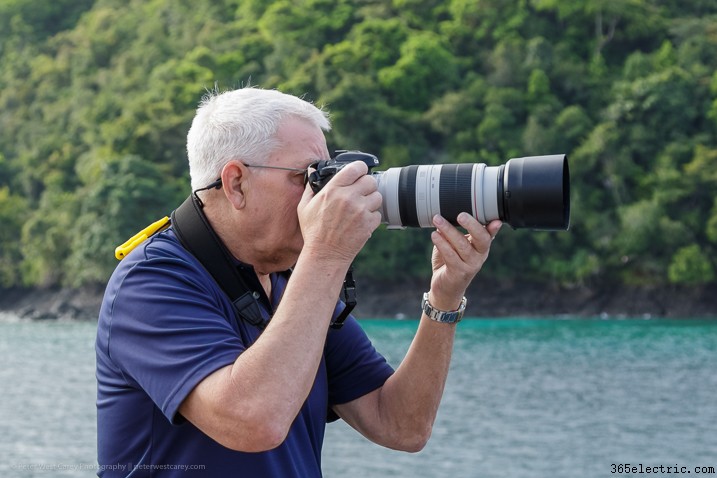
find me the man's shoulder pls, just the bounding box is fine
[129,227,188,260]
[112,228,197,276]
[97,226,233,344]
[101,227,218,311]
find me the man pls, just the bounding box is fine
[96,87,501,476]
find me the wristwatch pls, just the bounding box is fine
[421,292,467,324]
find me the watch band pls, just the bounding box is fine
[421,292,467,323]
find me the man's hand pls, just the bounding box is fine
[428,213,502,310]
[297,161,382,265]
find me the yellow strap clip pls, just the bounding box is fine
[114,216,170,260]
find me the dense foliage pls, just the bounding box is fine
[1,0,716,289]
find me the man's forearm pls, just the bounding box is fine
[229,249,349,427]
[375,314,457,451]
[180,249,351,452]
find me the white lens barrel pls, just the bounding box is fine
[476,164,500,224]
[414,165,443,227]
[376,163,497,228]
[375,169,404,229]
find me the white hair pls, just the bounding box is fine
[186,87,331,191]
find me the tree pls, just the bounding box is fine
[66,155,186,286]
[378,32,459,111]
[0,187,28,286]
[668,245,715,285]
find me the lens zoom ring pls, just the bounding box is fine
[398,166,419,227]
[439,164,474,225]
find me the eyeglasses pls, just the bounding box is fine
[246,164,309,187]
[245,164,307,174]
[194,163,311,195]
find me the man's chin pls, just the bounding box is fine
[278,248,302,271]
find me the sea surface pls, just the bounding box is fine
[0,315,715,477]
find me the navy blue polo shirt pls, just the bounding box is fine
[96,228,394,477]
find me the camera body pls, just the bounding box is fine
[307,151,380,194]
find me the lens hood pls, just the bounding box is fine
[501,155,570,230]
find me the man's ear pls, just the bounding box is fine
[221,160,249,210]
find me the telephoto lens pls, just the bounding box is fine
[374,155,570,231]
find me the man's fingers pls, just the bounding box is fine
[432,214,502,269]
[485,220,503,239]
[456,214,501,254]
[325,160,369,187]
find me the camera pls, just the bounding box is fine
[307,151,570,230]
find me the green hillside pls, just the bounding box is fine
[1,0,716,290]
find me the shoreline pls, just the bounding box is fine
[356,279,717,320]
[1,280,716,321]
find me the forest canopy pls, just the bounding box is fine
[1,0,716,289]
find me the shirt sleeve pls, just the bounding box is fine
[105,241,246,424]
[324,305,395,409]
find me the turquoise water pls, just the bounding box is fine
[1,317,716,477]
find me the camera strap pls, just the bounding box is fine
[171,194,267,329]
[332,265,356,329]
